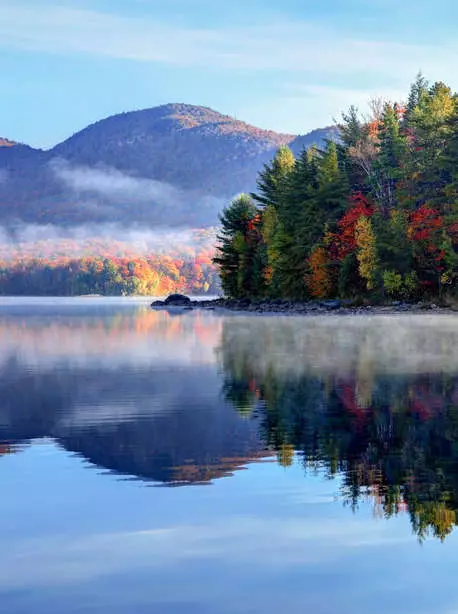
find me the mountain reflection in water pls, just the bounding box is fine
[0,308,268,485]
[1,305,458,540]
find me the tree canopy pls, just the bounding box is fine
[214,75,458,303]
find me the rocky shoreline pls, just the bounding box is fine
[151,294,457,315]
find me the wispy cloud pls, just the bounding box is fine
[0,514,408,590]
[50,159,226,225]
[0,2,457,86]
[52,159,186,204]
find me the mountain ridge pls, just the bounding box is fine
[0,103,338,227]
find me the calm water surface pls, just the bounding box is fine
[1,298,458,613]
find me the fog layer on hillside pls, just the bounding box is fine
[0,223,217,260]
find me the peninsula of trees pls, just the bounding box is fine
[214,75,458,303]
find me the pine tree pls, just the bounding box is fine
[403,72,429,130]
[405,81,455,207]
[439,101,458,214]
[252,145,296,210]
[252,146,297,297]
[218,75,458,304]
[213,194,258,298]
[373,103,405,214]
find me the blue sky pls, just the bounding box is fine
[1,0,458,148]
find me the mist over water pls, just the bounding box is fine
[220,314,458,375]
[2,303,458,614]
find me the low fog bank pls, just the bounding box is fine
[220,314,458,376]
[0,310,221,370]
[0,222,217,259]
[1,311,457,377]
[0,157,225,258]
[49,159,229,227]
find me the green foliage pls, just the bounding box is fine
[252,145,296,210]
[216,74,458,303]
[373,104,406,212]
[338,252,362,298]
[213,194,264,298]
[383,270,403,297]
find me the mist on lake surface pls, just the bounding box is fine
[1,301,458,614]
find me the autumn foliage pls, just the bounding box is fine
[216,75,458,302]
[0,254,219,296]
[306,246,334,298]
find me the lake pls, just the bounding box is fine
[1,298,458,614]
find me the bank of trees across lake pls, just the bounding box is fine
[214,75,458,303]
[0,255,219,296]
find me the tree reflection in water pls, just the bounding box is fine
[218,315,458,541]
[2,308,458,541]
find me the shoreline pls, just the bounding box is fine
[151,297,458,316]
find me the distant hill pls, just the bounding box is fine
[0,137,18,147]
[0,104,338,227]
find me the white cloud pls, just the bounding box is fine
[50,159,226,223]
[51,159,184,204]
[0,2,457,88]
[0,515,409,590]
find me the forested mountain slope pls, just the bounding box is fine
[0,104,336,227]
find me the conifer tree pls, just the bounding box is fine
[403,72,429,130]
[218,74,458,304]
[213,194,258,298]
[253,146,296,296]
[252,145,295,210]
[373,103,405,214]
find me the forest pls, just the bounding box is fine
[0,253,219,296]
[214,75,458,303]
[0,229,219,296]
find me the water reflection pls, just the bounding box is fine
[219,315,458,541]
[1,306,458,541]
[0,307,267,485]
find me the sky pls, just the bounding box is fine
[1,0,458,149]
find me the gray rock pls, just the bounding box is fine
[164,294,192,306]
[320,299,341,310]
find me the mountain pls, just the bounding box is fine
[0,137,18,147]
[0,104,337,227]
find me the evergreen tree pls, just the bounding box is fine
[220,74,458,304]
[213,194,258,298]
[252,145,295,210]
[406,81,455,206]
[254,146,296,297]
[439,101,458,213]
[373,103,405,214]
[269,149,317,298]
[403,72,429,129]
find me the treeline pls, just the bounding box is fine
[0,255,220,296]
[214,75,458,302]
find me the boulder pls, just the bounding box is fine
[320,299,341,310]
[164,294,192,306]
